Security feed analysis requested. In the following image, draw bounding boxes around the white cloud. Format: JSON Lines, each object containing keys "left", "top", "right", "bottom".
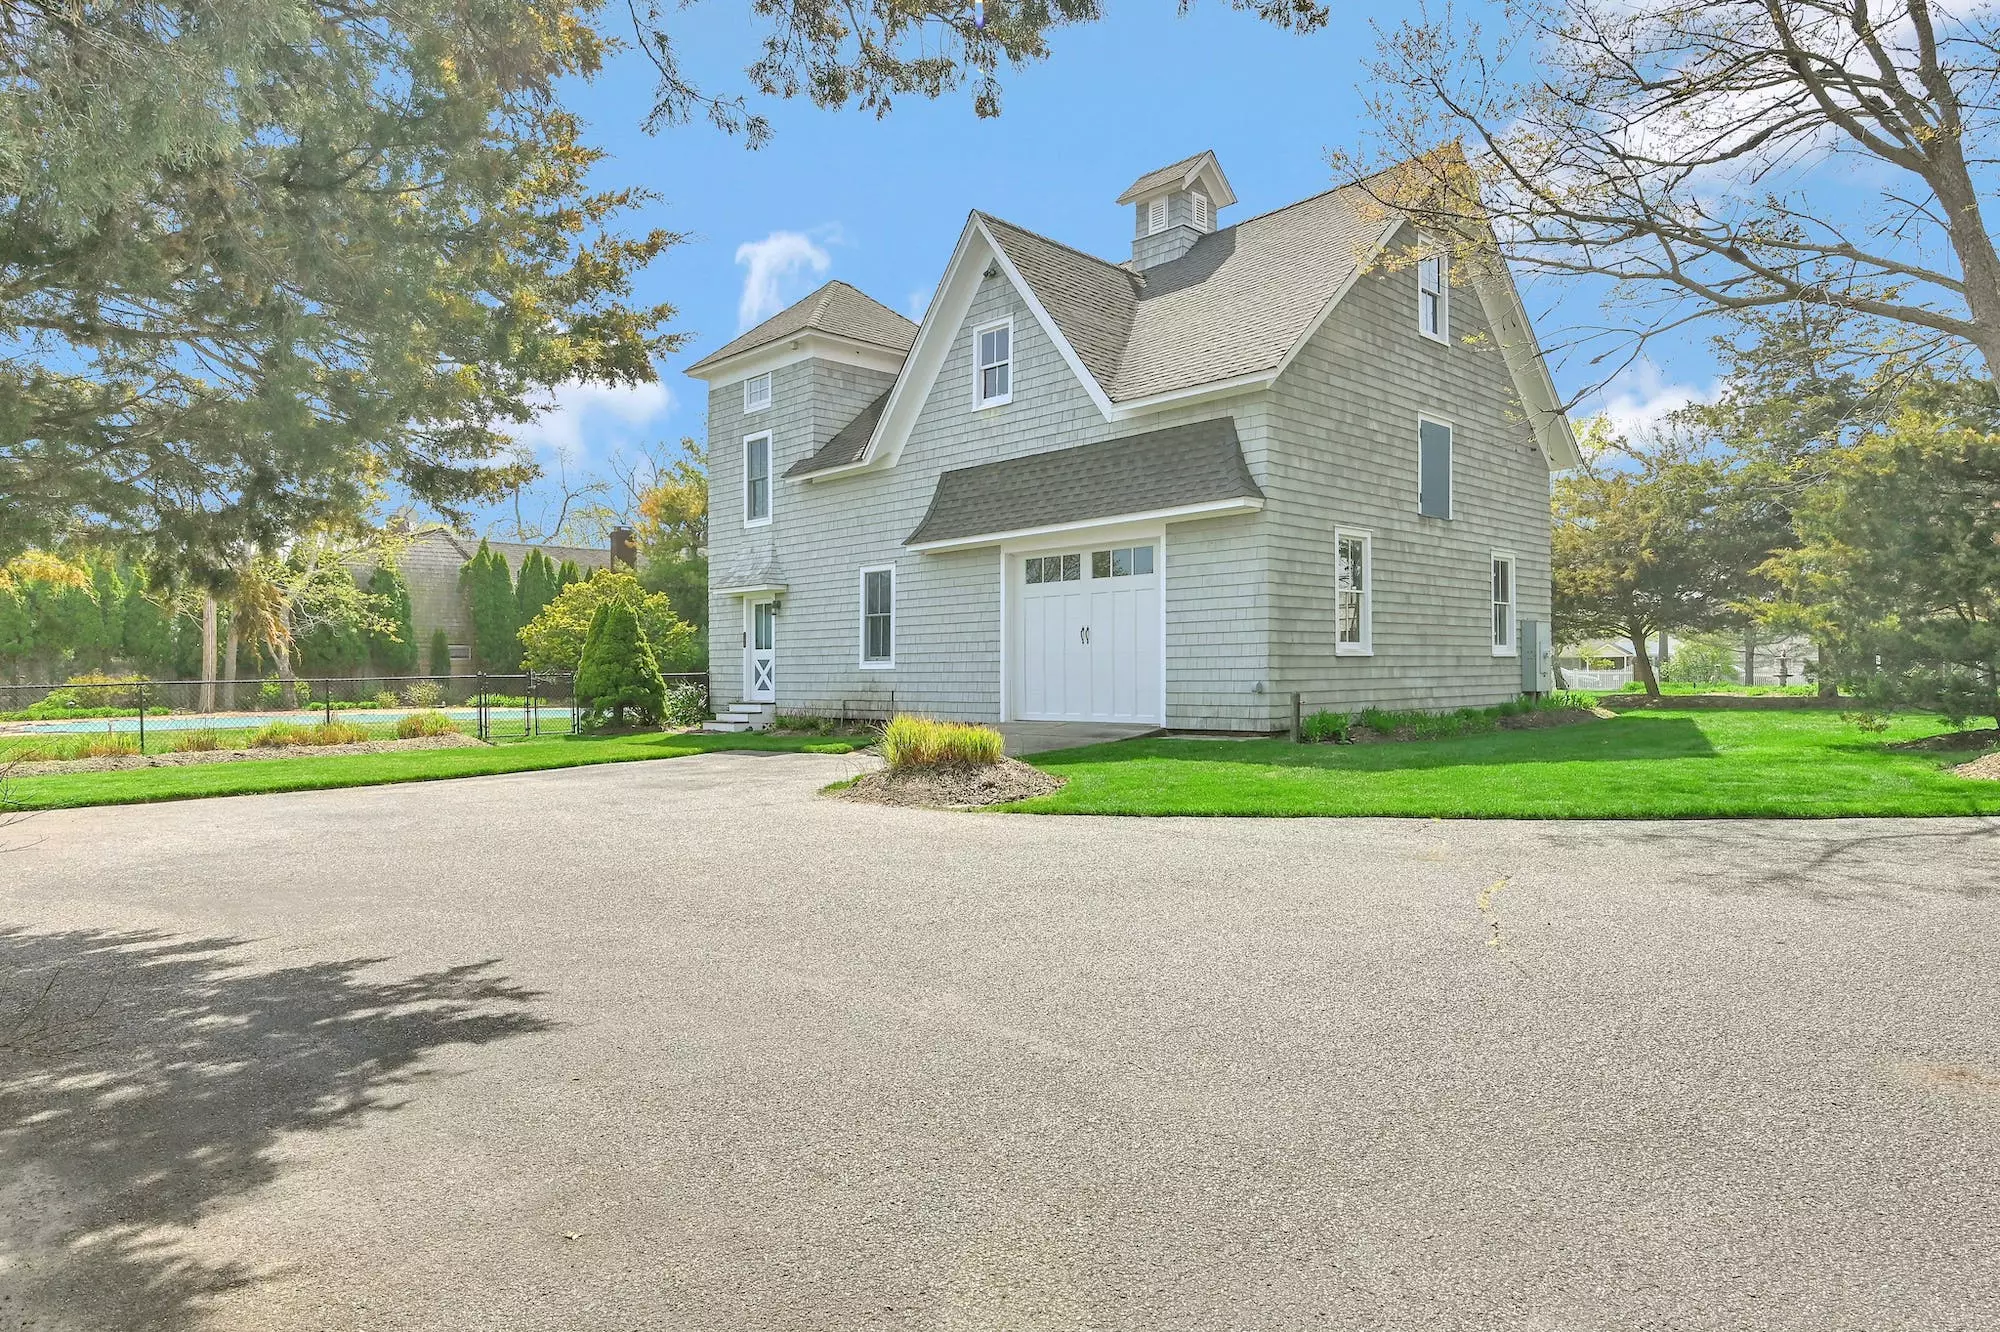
{"left": 735, "top": 230, "right": 832, "bottom": 330}
{"left": 1593, "top": 361, "right": 1715, "bottom": 441}
{"left": 510, "top": 380, "right": 675, "bottom": 457}
{"left": 906, "top": 287, "right": 933, "bottom": 320}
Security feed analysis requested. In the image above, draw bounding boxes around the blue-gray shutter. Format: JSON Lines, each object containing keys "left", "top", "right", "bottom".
{"left": 1419, "top": 420, "right": 1453, "bottom": 518}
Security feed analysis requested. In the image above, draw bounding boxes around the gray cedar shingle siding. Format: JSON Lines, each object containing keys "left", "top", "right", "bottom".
{"left": 904, "top": 418, "right": 1262, "bottom": 547}
{"left": 787, "top": 386, "right": 891, "bottom": 476}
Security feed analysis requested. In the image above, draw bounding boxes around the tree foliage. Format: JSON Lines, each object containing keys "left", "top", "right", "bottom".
{"left": 366, "top": 564, "right": 419, "bottom": 675}
{"left": 518, "top": 570, "right": 697, "bottom": 674}
{"left": 1768, "top": 390, "right": 2000, "bottom": 728}
{"left": 1553, "top": 420, "right": 1768, "bottom": 695}
{"left": 513, "top": 549, "right": 561, "bottom": 641}
{"left": 0, "top": 0, "right": 679, "bottom": 575}
{"left": 459, "top": 541, "right": 519, "bottom": 673}
{"left": 635, "top": 439, "right": 708, "bottom": 630}
{"left": 1340, "top": 1, "right": 2000, "bottom": 378}
{"left": 575, "top": 599, "right": 666, "bottom": 728}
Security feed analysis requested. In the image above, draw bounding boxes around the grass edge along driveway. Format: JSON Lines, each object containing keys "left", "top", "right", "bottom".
{"left": 1012, "top": 709, "right": 2000, "bottom": 819}
{"left": 0, "top": 731, "right": 859, "bottom": 812}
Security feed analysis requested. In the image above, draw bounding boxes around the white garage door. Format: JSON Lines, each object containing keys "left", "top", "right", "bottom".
{"left": 1015, "top": 543, "right": 1160, "bottom": 723}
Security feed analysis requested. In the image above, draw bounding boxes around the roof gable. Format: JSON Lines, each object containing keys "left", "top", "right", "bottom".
{"left": 1116, "top": 151, "right": 1237, "bottom": 209}
{"left": 685, "top": 280, "right": 915, "bottom": 376}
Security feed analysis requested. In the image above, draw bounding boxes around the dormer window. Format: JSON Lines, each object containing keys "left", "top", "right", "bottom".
{"left": 974, "top": 317, "right": 1012, "bottom": 408}
{"left": 1190, "top": 191, "right": 1211, "bottom": 231}
{"left": 1147, "top": 197, "right": 1169, "bottom": 236}
{"left": 742, "top": 371, "right": 772, "bottom": 412}
{"left": 1418, "top": 253, "right": 1449, "bottom": 343}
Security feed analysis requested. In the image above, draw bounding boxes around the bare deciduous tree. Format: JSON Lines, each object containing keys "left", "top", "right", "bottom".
{"left": 1336, "top": 0, "right": 2000, "bottom": 386}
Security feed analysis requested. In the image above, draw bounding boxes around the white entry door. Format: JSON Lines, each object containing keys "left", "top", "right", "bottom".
{"left": 745, "top": 599, "right": 776, "bottom": 702}
{"left": 1014, "top": 543, "right": 1160, "bottom": 723}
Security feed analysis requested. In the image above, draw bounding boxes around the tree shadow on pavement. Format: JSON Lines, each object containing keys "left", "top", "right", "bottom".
{"left": 1612, "top": 817, "right": 2000, "bottom": 902}
{"left": 0, "top": 927, "right": 553, "bottom": 1330}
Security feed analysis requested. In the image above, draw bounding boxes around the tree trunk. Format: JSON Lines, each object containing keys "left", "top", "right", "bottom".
{"left": 1742, "top": 626, "right": 1756, "bottom": 687}
{"left": 223, "top": 614, "right": 239, "bottom": 711}
{"left": 278, "top": 606, "right": 297, "bottom": 710}
{"left": 198, "top": 596, "right": 217, "bottom": 713}
{"left": 1629, "top": 629, "right": 1661, "bottom": 699}
{"left": 1815, "top": 638, "right": 1839, "bottom": 698}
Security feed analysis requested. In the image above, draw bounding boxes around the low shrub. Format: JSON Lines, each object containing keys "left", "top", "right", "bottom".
{"left": 664, "top": 682, "right": 709, "bottom": 729}
{"left": 258, "top": 678, "right": 284, "bottom": 708}
{"left": 802, "top": 741, "right": 856, "bottom": 755}
{"left": 171, "top": 730, "right": 227, "bottom": 752}
{"left": 401, "top": 680, "right": 445, "bottom": 708}
{"left": 80, "top": 730, "right": 140, "bottom": 758}
{"left": 1300, "top": 709, "right": 1350, "bottom": 743}
{"left": 396, "top": 710, "right": 456, "bottom": 739}
{"left": 248, "top": 720, "right": 370, "bottom": 748}
{"left": 878, "top": 714, "right": 1005, "bottom": 769}
{"left": 373, "top": 691, "right": 400, "bottom": 709}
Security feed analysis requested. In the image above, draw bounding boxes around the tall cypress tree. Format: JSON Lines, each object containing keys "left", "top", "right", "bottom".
{"left": 459, "top": 540, "right": 518, "bottom": 672}
{"left": 514, "top": 549, "right": 559, "bottom": 645}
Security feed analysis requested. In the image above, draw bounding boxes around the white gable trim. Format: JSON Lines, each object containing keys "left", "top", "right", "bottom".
{"left": 1468, "top": 263, "right": 1582, "bottom": 469}
{"left": 811, "top": 213, "right": 1119, "bottom": 478}
{"left": 684, "top": 331, "right": 905, "bottom": 385}
{"left": 907, "top": 496, "right": 1263, "bottom": 553}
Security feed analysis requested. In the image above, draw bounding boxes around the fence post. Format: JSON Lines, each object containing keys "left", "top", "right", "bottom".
{"left": 476, "top": 672, "right": 487, "bottom": 741}
{"left": 324, "top": 681, "right": 333, "bottom": 729}
{"left": 1290, "top": 691, "right": 1302, "bottom": 743}
{"left": 138, "top": 682, "right": 147, "bottom": 756}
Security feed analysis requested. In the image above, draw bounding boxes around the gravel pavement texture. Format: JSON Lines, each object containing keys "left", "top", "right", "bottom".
{"left": 2, "top": 751, "right": 1997, "bottom": 1331}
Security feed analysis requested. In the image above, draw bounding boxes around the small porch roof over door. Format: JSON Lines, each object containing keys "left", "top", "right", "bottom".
{"left": 903, "top": 416, "right": 1264, "bottom": 553}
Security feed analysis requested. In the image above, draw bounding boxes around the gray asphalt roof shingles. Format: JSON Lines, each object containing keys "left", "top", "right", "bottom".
{"left": 905, "top": 417, "right": 1262, "bottom": 547}
{"left": 686, "top": 280, "right": 916, "bottom": 374}
{"left": 785, "top": 387, "right": 892, "bottom": 477}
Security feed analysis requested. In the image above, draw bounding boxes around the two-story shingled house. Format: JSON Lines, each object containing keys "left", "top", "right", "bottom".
{"left": 686, "top": 152, "right": 1578, "bottom": 733}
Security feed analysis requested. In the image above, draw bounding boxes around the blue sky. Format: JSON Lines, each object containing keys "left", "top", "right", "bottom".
{"left": 483, "top": 0, "right": 1713, "bottom": 528}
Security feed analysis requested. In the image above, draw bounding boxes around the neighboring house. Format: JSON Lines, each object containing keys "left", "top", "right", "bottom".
{"left": 374, "top": 530, "right": 613, "bottom": 675}
{"left": 687, "top": 151, "right": 1580, "bottom": 731}
{"left": 1558, "top": 633, "right": 1821, "bottom": 691}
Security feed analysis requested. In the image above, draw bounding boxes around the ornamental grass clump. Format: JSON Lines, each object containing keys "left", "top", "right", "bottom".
{"left": 172, "top": 729, "right": 226, "bottom": 753}
{"left": 878, "top": 715, "right": 1005, "bottom": 770}
{"left": 396, "top": 710, "right": 456, "bottom": 738}
{"left": 248, "top": 720, "right": 369, "bottom": 748}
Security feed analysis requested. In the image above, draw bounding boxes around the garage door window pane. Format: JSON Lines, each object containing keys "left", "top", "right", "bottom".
{"left": 1091, "top": 550, "right": 1111, "bottom": 578}
{"left": 1061, "top": 553, "right": 1080, "bottom": 581}
{"left": 1025, "top": 557, "right": 1043, "bottom": 584}
{"left": 1132, "top": 545, "right": 1153, "bottom": 574}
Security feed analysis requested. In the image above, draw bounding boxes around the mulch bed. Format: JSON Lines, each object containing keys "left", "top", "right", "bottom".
{"left": 5, "top": 731, "right": 485, "bottom": 778}
{"left": 1952, "top": 751, "right": 2000, "bottom": 782}
{"left": 1344, "top": 707, "right": 1602, "bottom": 745}
{"left": 1888, "top": 729, "right": 2000, "bottom": 753}
{"left": 836, "top": 756, "right": 1065, "bottom": 809}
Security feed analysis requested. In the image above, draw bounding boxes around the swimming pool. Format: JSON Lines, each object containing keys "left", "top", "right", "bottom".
{"left": 6, "top": 706, "right": 578, "bottom": 734}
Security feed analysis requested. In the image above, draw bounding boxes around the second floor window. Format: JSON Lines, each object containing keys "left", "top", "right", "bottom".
{"left": 744, "top": 432, "right": 771, "bottom": 525}
{"left": 1418, "top": 253, "right": 1448, "bottom": 342}
{"left": 975, "top": 319, "right": 1012, "bottom": 408}
{"left": 743, "top": 372, "right": 772, "bottom": 413}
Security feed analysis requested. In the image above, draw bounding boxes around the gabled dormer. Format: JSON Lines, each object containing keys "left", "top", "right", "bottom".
{"left": 1117, "top": 150, "right": 1236, "bottom": 271}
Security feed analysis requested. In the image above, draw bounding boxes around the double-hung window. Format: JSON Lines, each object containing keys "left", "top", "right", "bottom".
{"left": 1147, "top": 196, "right": 1169, "bottom": 235}
{"left": 743, "top": 431, "right": 771, "bottom": 526}
{"left": 742, "top": 371, "right": 772, "bottom": 413}
{"left": 1335, "top": 529, "right": 1372, "bottom": 655}
{"left": 860, "top": 566, "right": 895, "bottom": 667}
{"left": 1492, "top": 554, "right": 1517, "bottom": 655}
{"left": 974, "top": 318, "right": 1012, "bottom": 408}
{"left": 1418, "top": 252, "right": 1449, "bottom": 342}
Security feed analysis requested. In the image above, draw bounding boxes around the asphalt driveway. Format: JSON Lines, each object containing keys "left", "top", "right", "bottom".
{"left": 3, "top": 752, "right": 1998, "bottom": 1330}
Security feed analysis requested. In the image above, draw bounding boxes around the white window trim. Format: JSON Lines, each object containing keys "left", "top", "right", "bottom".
{"left": 742, "top": 429, "right": 773, "bottom": 528}
{"left": 859, "top": 564, "right": 896, "bottom": 668}
{"left": 742, "top": 371, "right": 772, "bottom": 413}
{"left": 1417, "top": 413, "right": 1455, "bottom": 521}
{"left": 972, "top": 316, "right": 1013, "bottom": 409}
{"left": 1147, "top": 196, "right": 1169, "bottom": 236}
{"left": 1334, "top": 527, "right": 1373, "bottom": 656}
{"left": 1492, "top": 552, "right": 1519, "bottom": 657}
{"left": 1417, "top": 251, "right": 1450, "bottom": 344}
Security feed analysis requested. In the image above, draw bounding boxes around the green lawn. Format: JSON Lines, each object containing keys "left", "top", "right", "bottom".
{"left": 1012, "top": 710, "right": 2000, "bottom": 819}
{"left": 0, "top": 730, "right": 858, "bottom": 811}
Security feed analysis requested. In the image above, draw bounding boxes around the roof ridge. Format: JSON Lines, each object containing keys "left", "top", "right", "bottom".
{"left": 975, "top": 211, "right": 1142, "bottom": 290}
